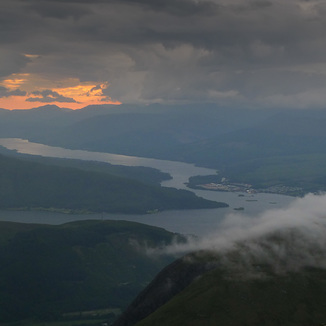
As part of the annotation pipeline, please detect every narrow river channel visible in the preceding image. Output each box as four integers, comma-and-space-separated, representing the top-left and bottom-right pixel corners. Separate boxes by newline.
0, 138, 295, 236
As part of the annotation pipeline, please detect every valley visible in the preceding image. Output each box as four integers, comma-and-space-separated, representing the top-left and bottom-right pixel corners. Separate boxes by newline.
0, 104, 324, 326
2, 1, 326, 324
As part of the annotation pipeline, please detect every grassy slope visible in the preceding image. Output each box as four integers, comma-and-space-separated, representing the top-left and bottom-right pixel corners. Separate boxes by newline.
0, 220, 182, 323
0, 153, 226, 214
137, 266, 326, 326
114, 229, 326, 326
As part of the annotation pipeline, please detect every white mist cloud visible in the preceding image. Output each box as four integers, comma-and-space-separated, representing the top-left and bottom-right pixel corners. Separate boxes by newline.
154, 193, 326, 272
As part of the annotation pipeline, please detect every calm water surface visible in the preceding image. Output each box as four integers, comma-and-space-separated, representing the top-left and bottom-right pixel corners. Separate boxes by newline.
0, 138, 295, 236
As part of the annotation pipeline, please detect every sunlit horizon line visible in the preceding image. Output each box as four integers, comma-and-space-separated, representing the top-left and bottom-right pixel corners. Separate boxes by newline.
0, 73, 121, 110
0, 96, 121, 111
0, 81, 122, 110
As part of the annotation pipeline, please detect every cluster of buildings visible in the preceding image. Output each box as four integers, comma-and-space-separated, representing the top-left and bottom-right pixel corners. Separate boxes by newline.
198, 181, 303, 196
198, 182, 255, 193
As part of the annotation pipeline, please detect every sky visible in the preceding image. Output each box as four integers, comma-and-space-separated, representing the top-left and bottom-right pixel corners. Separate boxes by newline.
1, 0, 326, 110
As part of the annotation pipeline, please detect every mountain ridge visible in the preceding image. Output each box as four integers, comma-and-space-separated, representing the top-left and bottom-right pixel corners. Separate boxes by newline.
113, 228, 326, 326
0, 219, 185, 324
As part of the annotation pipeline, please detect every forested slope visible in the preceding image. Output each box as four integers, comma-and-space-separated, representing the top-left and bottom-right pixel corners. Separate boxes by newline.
0, 154, 225, 214
0, 220, 183, 324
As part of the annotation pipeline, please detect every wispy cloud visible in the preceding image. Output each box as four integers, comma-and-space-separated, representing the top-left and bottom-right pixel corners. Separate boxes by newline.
154, 193, 326, 272
0, 86, 26, 98
26, 89, 77, 103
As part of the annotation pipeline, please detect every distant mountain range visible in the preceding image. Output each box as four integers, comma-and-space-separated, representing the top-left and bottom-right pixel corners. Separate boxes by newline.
1, 103, 326, 325
1, 103, 326, 192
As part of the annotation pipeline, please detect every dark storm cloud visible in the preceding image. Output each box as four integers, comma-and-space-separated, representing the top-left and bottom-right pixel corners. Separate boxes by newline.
0, 86, 26, 98
0, 50, 30, 77
26, 90, 77, 103
2, 0, 326, 107
110, 0, 219, 16
7, 89, 27, 96
27, 0, 218, 16
25, 2, 91, 20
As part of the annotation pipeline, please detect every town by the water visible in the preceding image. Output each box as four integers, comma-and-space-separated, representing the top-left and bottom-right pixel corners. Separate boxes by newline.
197, 179, 304, 196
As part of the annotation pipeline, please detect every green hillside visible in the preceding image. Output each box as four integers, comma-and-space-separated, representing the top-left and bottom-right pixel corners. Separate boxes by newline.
114, 231, 326, 326
137, 265, 326, 326
0, 220, 183, 324
0, 154, 226, 214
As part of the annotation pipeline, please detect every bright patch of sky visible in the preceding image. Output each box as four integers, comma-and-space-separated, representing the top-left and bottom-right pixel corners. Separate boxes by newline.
1, 0, 326, 109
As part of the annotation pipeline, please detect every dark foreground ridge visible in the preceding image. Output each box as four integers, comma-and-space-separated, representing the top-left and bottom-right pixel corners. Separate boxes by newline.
113, 230, 326, 326
112, 252, 219, 326
0, 220, 184, 324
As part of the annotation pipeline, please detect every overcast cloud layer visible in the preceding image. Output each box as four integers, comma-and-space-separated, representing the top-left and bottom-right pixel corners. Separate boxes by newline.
2, 0, 326, 108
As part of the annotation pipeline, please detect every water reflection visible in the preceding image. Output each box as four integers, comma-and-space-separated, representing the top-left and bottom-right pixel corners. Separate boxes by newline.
0, 138, 295, 236
0, 138, 214, 189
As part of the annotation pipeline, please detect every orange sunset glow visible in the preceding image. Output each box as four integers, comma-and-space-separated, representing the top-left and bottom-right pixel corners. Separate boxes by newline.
0, 74, 121, 110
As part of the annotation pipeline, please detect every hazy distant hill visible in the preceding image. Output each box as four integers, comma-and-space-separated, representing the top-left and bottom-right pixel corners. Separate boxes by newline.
0, 220, 184, 324
0, 103, 272, 157
25, 104, 273, 159
0, 104, 125, 141
0, 153, 225, 214
114, 231, 326, 326
2, 103, 326, 192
